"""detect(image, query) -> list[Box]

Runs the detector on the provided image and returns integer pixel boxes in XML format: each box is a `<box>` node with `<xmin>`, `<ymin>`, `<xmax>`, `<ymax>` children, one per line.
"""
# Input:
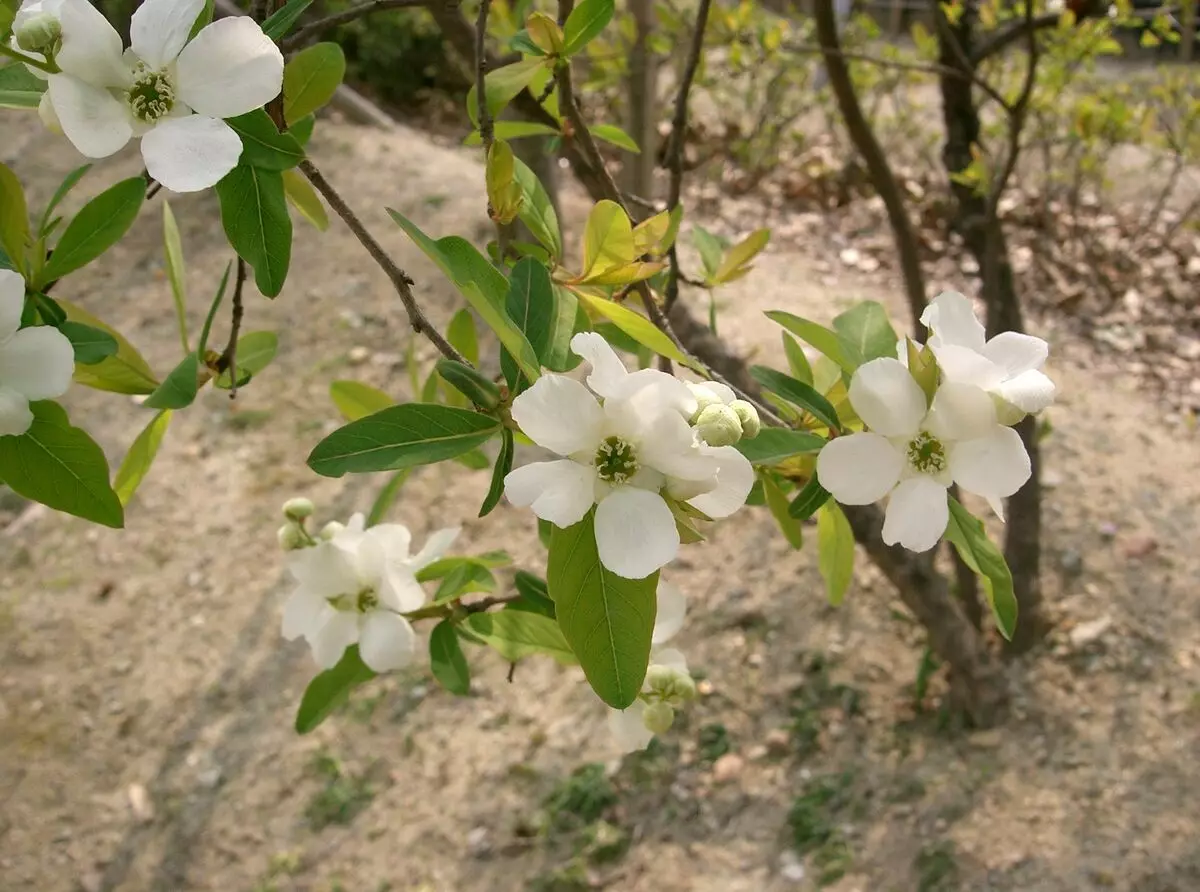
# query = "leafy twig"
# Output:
<box><xmin>972</xmin><ymin>12</ymin><xmax>1060</xmax><ymax>64</ymax></box>
<box><xmin>475</xmin><ymin>0</ymin><xmax>495</xmax><ymax>152</ymax></box>
<box><xmin>280</xmin><ymin>0</ymin><xmax>435</xmax><ymax>51</ymax></box>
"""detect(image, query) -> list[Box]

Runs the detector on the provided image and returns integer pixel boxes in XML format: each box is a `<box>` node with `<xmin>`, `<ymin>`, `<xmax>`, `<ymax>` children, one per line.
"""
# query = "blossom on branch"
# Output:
<box><xmin>281</xmin><ymin>513</ymin><xmax>459</xmax><ymax>672</ymax></box>
<box><xmin>0</xmin><ymin>270</ymin><xmax>75</xmax><ymax>437</ymax></box>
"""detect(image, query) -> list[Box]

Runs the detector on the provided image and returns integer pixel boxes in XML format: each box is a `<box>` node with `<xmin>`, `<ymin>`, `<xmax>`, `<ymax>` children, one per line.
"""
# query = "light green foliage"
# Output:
<box><xmin>429</xmin><ymin>620</ymin><xmax>471</xmax><ymax>695</ymax></box>
<box><xmin>38</xmin><ymin>176</ymin><xmax>145</xmax><ymax>287</ymax></box>
<box><xmin>544</xmin><ymin>764</ymin><xmax>618</xmax><ymax>831</ymax></box>
<box><xmin>304</xmin><ymin>749</ymin><xmax>377</xmax><ymax>829</ymax></box>
<box><xmin>787</xmin><ymin>771</ymin><xmax>858</xmax><ymax>887</ymax></box>
<box><xmin>295</xmin><ymin>646</ymin><xmax>377</xmax><ymax>734</ymax></box>
<box><xmin>816</xmin><ymin>502</ymin><xmax>854</xmax><ymax>605</ymax></box>
<box><xmin>697</xmin><ymin>722</ymin><xmax>732</xmax><ymax>762</ymax></box>
<box><xmin>943</xmin><ymin>498</ymin><xmax>1018</xmax><ymax>639</ymax></box>
<box><xmin>283</xmin><ymin>42</ymin><xmax>346</xmax><ymax>126</ymax></box>
<box><xmin>215</xmin><ymin>165</ymin><xmax>292</xmax><ymax>297</ymax></box>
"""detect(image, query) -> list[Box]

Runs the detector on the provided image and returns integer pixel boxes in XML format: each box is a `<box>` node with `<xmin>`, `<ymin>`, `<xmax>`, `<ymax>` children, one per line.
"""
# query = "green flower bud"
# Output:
<box><xmin>15</xmin><ymin>12</ymin><xmax>61</xmax><ymax>53</ymax></box>
<box><xmin>319</xmin><ymin>520</ymin><xmax>344</xmax><ymax>541</ymax></box>
<box><xmin>644</xmin><ymin>665</ymin><xmax>697</xmax><ymax>706</ymax></box>
<box><xmin>282</xmin><ymin>497</ymin><xmax>314</xmax><ymax>522</ymax></box>
<box><xmin>277</xmin><ymin>523</ymin><xmax>308</xmax><ymax>551</ymax></box>
<box><xmin>688</xmin><ymin>385</ymin><xmax>724</xmax><ymax>423</ymax></box>
<box><xmin>641</xmin><ymin>701</ymin><xmax>675</xmax><ymax>735</ymax></box>
<box><xmin>694</xmin><ymin>404</ymin><xmax>743</xmax><ymax>447</ymax></box>
<box><xmin>729</xmin><ymin>400</ymin><xmax>761</xmax><ymax>439</ymax></box>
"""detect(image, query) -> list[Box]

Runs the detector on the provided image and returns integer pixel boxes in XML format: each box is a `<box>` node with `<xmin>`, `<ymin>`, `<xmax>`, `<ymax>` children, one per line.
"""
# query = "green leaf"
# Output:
<box><xmin>733</xmin><ymin>428</ymin><xmax>825</xmax><ymax>465</ymax></box>
<box><xmin>816</xmin><ymin>501</ymin><xmax>854</xmax><ymax>606</ymax></box>
<box><xmin>283</xmin><ymin>42</ymin><xmax>346</xmax><ymax>126</ymax></box>
<box><xmin>465</xmin><ymin>609</ymin><xmax>576</xmax><ymax>664</ymax></box>
<box><xmin>692</xmin><ymin>225</ymin><xmax>723</xmax><ymax>279</ymax></box>
<box><xmin>832</xmin><ymin>301</ymin><xmax>897</xmax><ymax>364</ymax></box>
<box><xmin>766</xmin><ymin>310</ymin><xmax>861</xmax><ymax>375</ymax></box>
<box><xmin>512</xmin><ymin>570</ymin><xmax>555</xmax><ymax>615</ymax></box>
<box><xmin>750</xmin><ymin>366</ymin><xmax>842</xmax><ymax>431</ymax></box>
<box><xmin>479</xmin><ymin>427</ymin><xmax>513</xmax><ymax>518</ymax></box>
<box><xmin>782</xmin><ymin>332</ymin><xmax>813</xmax><ymax>385</ymax></box>
<box><xmin>114</xmin><ymin>409</ymin><xmax>171</xmax><ymax>506</ymax></box>
<box><xmin>39</xmin><ymin>163</ymin><xmax>91</xmax><ymax>237</ymax></box>
<box><xmin>261</xmin><ymin>0</ymin><xmax>314</xmax><ymax>40</ymax></box>
<box><xmin>580</xmin><ymin>199</ymin><xmax>635</xmax><ymax>281</ymax></box>
<box><xmin>512</xmin><ymin>157</ymin><xmax>563</xmax><ymax>259</ymax></box>
<box><xmin>366</xmin><ymin>468</ymin><xmax>411</xmax><ymax>526</ymax></box>
<box><xmin>0</xmin><ymin>62</ymin><xmax>46</xmax><ymax>110</ymax></box>
<box><xmin>433</xmin><ymin>562</ymin><xmax>496</xmax><ymax>602</ymax></box>
<box><xmin>502</xmin><ymin>257</ymin><xmax>577</xmax><ymax>389</ymax></box>
<box><xmin>446</xmin><ymin>308</ymin><xmax>478</xmax><ymax>365</ymax></box>
<box><xmin>589</xmin><ymin>123</ymin><xmax>639</xmax><ymax>153</ymax></box>
<box><xmin>418</xmin><ymin>551</ymin><xmax>511</xmax><ymax>581</ymax></box>
<box><xmin>307</xmin><ymin>403</ymin><xmax>501</xmax><ymax>477</ymax></box>
<box><xmin>0</xmin><ymin>400</ymin><xmax>123</xmax><ymax>527</ymax></box>
<box><xmin>215</xmin><ymin>330</ymin><xmax>278</xmax><ymax>388</ymax></box>
<box><xmin>215</xmin><ymin>164</ymin><xmax>292</xmax><ymax>297</ymax></box>
<box><xmin>60</xmin><ymin>321</ymin><xmax>117</xmax><ymax>365</ymax></box>
<box><xmin>0</xmin><ymin>0</ymin><xmax>13</xmax><ymax>38</ymax></box>
<box><xmin>943</xmin><ymin>497</ymin><xmax>1017</xmax><ymax>640</ymax></box>
<box><xmin>509</xmin><ymin>28</ymin><xmax>546</xmax><ymax>56</ymax></box>
<box><xmin>0</xmin><ymin>162</ymin><xmax>26</xmax><ymax>273</ymax></box>
<box><xmin>387</xmin><ymin>211</ymin><xmax>540</xmax><ymax>381</ymax></box>
<box><xmin>547</xmin><ymin>508</ymin><xmax>657</xmax><ymax>709</ymax></box>
<box><xmin>787</xmin><ymin>474</ymin><xmax>831</xmax><ymax>520</ymax></box>
<box><xmin>289</xmin><ymin>114</ymin><xmax>315</xmax><ymax>146</ymax></box>
<box><xmin>436</xmin><ymin>359</ymin><xmax>501</xmax><ymax>409</ymax></box>
<box><xmin>40</xmin><ymin>176</ymin><xmax>144</xmax><ymax>286</ymax></box>
<box><xmin>762</xmin><ymin>474</ymin><xmax>802</xmax><ymax>549</ymax></box>
<box><xmin>225</xmin><ymin>110</ymin><xmax>305</xmax><ymax>171</ymax></box>
<box><xmin>562</xmin><ymin>0</ymin><xmax>614</xmax><ymax>54</ymax></box>
<box><xmin>282</xmin><ymin>168</ymin><xmax>328</xmax><ymax>231</ymax></box>
<box><xmin>905</xmin><ymin>337</ymin><xmax>938</xmax><ymax>405</ymax></box>
<box><xmin>713</xmin><ymin>228</ymin><xmax>769</xmax><ymax>283</ymax></box>
<box><xmin>429</xmin><ymin>621</ymin><xmax>471</xmax><ymax>695</ymax></box>
<box><xmin>577</xmin><ymin>293</ymin><xmax>689</xmax><ymax>367</ymax></box>
<box><xmin>161</xmin><ymin>201</ymin><xmax>189</xmax><ymax>352</ymax></box>
<box><xmin>188</xmin><ymin>0</ymin><xmax>213</xmax><ymax>39</ymax></box>
<box><xmin>294</xmin><ymin>644</ymin><xmax>375</xmax><ymax>734</ymax></box>
<box><xmin>466</xmin><ymin>56</ymin><xmax>546</xmax><ymax>126</ymax></box>
<box><xmin>463</xmin><ymin>120</ymin><xmax>559</xmax><ymax>145</ymax></box>
<box><xmin>57</xmin><ymin>299</ymin><xmax>158</xmax><ymax>394</ymax></box>
<box><xmin>144</xmin><ymin>353</ymin><xmax>201</xmax><ymax>410</ymax></box>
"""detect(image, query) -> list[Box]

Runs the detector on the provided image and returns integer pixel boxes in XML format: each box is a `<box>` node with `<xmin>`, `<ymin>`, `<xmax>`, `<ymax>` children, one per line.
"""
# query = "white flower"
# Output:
<box><xmin>505</xmin><ymin>333</ymin><xmax>723</xmax><ymax>580</ymax></box>
<box><xmin>816</xmin><ymin>357</ymin><xmax>1031</xmax><ymax>552</ymax></box>
<box><xmin>920</xmin><ymin>291</ymin><xmax>1055</xmax><ymax>415</ymax></box>
<box><xmin>281</xmin><ymin>513</ymin><xmax>459</xmax><ymax>672</ymax></box>
<box><xmin>0</xmin><ymin>270</ymin><xmax>75</xmax><ymax>437</ymax></box>
<box><xmin>608</xmin><ymin>581</ymin><xmax>692</xmax><ymax>752</ymax></box>
<box><xmin>40</xmin><ymin>0</ymin><xmax>283</xmax><ymax>193</ymax></box>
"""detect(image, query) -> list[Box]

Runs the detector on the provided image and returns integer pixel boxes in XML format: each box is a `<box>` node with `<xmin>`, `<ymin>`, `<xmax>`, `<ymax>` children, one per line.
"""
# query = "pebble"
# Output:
<box><xmin>127</xmin><ymin>784</ymin><xmax>154</xmax><ymax>824</ymax></box>
<box><xmin>838</xmin><ymin>247</ymin><xmax>861</xmax><ymax>266</ymax></box>
<box><xmin>778</xmin><ymin>850</ymin><xmax>806</xmax><ymax>883</ymax></box>
<box><xmin>765</xmin><ymin>729</ymin><xmax>792</xmax><ymax>757</ymax></box>
<box><xmin>1069</xmin><ymin>615</ymin><xmax>1114</xmax><ymax>649</ymax></box>
<box><xmin>466</xmin><ymin>826</ymin><xmax>491</xmax><ymax>857</ymax></box>
<box><xmin>712</xmin><ymin>753</ymin><xmax>744</xmax><ymax>783</ymax></box>
<box><xmin>348</xmin><ymin>346</ymin><xmax>370</xmax><ymax>365</ymax></box>
<box><xmin>1058</xmin><ymin>549</ymin><xmax>1084</xmax><ymax>577</ymax></box>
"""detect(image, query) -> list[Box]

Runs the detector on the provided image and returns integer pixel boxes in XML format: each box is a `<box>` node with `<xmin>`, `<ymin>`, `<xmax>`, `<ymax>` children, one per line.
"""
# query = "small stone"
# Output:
<box><xmin>78</xmin><ymin>872</ymin><xmax>103</xmax><ymax>892</ymax></box>
<box><xmin>765</xmin><ymin>729</ymin><xmax>792</xmax><ymax>757</ymax></box>
<box><xmin>712</xmin><ymin>753</ymin><xmax>744</xmax><ymax>783</ymax></box>
<box><xmin>466</xmin><ymin>826</ymin><xmax>491</xmax><ymax>857</ymax></box>
<box><xmin>696</xmin><ymin>679</ymin><xmax>714</xmax><ymax>697</ymax></box>
<box><xmin>838</xmin><ymin>247</ymin><xmax>861</xmax><ymax>266</ymax></box>
<box><xmin>1123</xmin><ymin>537</ymin><xmax>1158</xmax><ymax>559</ymax></box>
<box><xmin>348</xmin><ymin>346</ymin><xmax>370</xmax><ymax>365</ymax></box>
<box><xmin>856</xmin><ymin>255</ymin><xmax>880</xmax><ymax>273</ymax></box>
<box><xmin>1069</xmin><ymin>615</ymin><xmax>1113</xmax><ymax>649</ymax></box>
<box><xmin>747</xmin><ymin>745</ymin><xmax>769</xmax><ymax>761</ymax></box>
<box><xmin>127</xmin><ymin>783</ymin><xmax>154</xmax><ymax>824</ymax></box>
<box><xmin>197</xmin><ymin>767</ymin><xmax>223</xmax><ymax>790</ymax></box>
<box><xmin>1098</xmin><ymin>522</ymin><xmax>1118</xmax><ymax>539</ymax></box>
<box><xmin>779</xmin><ymin>849</ymin><xmax>806</xmax><ymax>883</ymax></box>
<box><xmin>1058</xmin><ymin>549</ymin><xmax>1083</xmax><ymax>577</ymax></box>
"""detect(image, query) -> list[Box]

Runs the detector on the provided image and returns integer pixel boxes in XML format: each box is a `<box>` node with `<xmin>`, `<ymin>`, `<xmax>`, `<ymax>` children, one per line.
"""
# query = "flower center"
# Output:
<box><xmin>594</xmin><ymin>435</ymin><xmax>639</xmax><ymax>484</ymax></box>
<box><xmin>906</xmin><ymin>431</ymin><xmax>947</xmax><ymax>474</ymax></box>
<box><xmin>328</xmin><ymin>587</ymin><xmax>379</xmax><ymax>613</ymax></box>
<box><xmin>127</xmin><ymin>65</ymin><xmax>175</xmax><ymax>123</ymax></box>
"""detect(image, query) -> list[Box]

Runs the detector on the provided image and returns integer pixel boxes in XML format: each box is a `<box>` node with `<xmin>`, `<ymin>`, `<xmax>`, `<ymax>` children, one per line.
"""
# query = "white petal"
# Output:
<box><xmin>594</xmin><ymin>487</ymin><xmax>679</xmax><ymax>579</ymax></box>
<box><xmin>504</xmin><ymin>459</ymin><xmax>595</xmax><ymax>527</ymax></box>
<box><xmin>995</xmin><ymin>369</ymin><xmax>1055</xmax><ymax>414</ymax></box>
<box><xmin>815</xmin><ymin>432</ymin><xmax>903</xmax><ymax>505</ymax></box>
<box><xmin>652</xmin><ymin>581</ymin><xmax>687</xmax><ymax>645</ymax></box>
<box><xmin>570</xmin><ymin>330</ymin><xmax>629</xmax><ymax>398</ymax></box>
<box><xmin>949</xmin><ymin>426</ymin><xmax>1031</xmax><ymax>501</ymax></box>
<box><xmin>130</xmin><ymin>0</ymin><xmax>205</xmax><ymax>69</ymax></box>
<box><xmin>931</xmin><ymin>344</ymin><xmax>1005</xmax><ymax>390</ymax></box>
<box><xmin>687</xmin><ymin>445</ymin><xmax>754</xmax><ymax>519</ymax></box>
<box><xmin>981</xmin><ymin>331</ymin><xmax>1048</xmax><ymax>377</ymax></box>
<box><xmin>0</xmin><ymin>325</ymin><xmax>75</xmax><ymax>399</ymax></box>
<box><xmin>0</xmin><ymin>387</ymin><xmax>33</xmax><ymax>437</ymax></box>
<box><xmin>281</xmin><ymin>588</ymin><xmax>325</xmax><ymax>640</ymax></box>
<box><xmin>649</xmin><ymin>646</ymin><xmax>688</xmax><ymax>675</ymax></box>
<box><xmin>848</xmin><ymin>357</ymin><xmax>927</xmax><ymax>437</ymax></box>
<box><xmin>689</xmin><ymin>380</ymin><xmax>735</xmax><ymax>404</ymax></box>
<box><xmin>0</xmin><ymin>270</ymin><xmax>24</xmax><ymax>340</ymax></box>
<box><xmin>38</xmin><ymin>91</ymin><xmax>62</xmax><ymax>134</ymax></box>
<box><xmin>920</xmin><ymin>290</ymin><xmax>986</xmax><ymax>351</ymax></box>
<box><xmin>611</xmin><ymin>368</ymin><xmax>698</xmax><ymax>418</ymax></box>
<box><xmin>286</xmin><ymin>541</ymin><xmax>359</xmax><ymax>597</ymax></box>
<box><xmin>364</xmin><ymin>522</ymin><xmax>412</xmax><ymax>562</ymax></box>
<box><xmin>309</xmin><ymin>609</ymin><xmax>359</xmax><ymax>669</ymax></box>
<box><xmin>608</xmin><ymin>702</ymin><xmax>654</xmax><ymax>752</ymax></box>
<box><xmin>140</xmin><ymin>115</ymin><xmax>243</xmax><ymax>194</ymax></box>
<box><xmin>55</xmin><ymin>0</ymin><xmax>129</xmax><ymax>86</ymax></box>
<box><xmin>410</xmin><ymin>525</ymin><xmax>461</xmax><ymax>570</ymax></box>
<box><xmin>924</xmin><ymin>381</ymin><xmax>996</xmax><ymax>443</ymax></box>
<box><xmin>511</xmin><ymin>374</ymin><xmax>604</xmax><ymax>455</ymax></box>
<box><xmin>635</xmin><ymin>410</ymin><xmax>718</xmax><ymax>483</ymax></box>
<box><xmin>46</xmin><ymin>75</ymin><xmax>132</xmax><ymax>159</ymax></box>
<box><xmin>358</xmin><ymin>611</ymin><xmax>417</xmax><ymax>673</ymax></box>
<box><xmin>882</xmin><ymin>476</ymin><xmax>949</xmax><ymax>553</ymax></box>
<box><xmin>175</xmin><ymin>17</ymin><xmax>284</xmax><ymax>119</ymax></box>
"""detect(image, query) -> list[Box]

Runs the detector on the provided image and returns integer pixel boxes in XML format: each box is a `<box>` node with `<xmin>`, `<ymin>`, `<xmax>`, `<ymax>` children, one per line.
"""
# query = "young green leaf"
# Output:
<box><xmin>215</xmin><ymin>331</ymin><xmax>278</xmax><ymax>388</ymax></box>
<box><xmin>433</xmin><ymin>562</ymin><xmax>496</xmax><ymax>602</ymax></box>
<box><xmin>57</xmin><ymin>299</ymin><xmax>158</xmax><ymax>394</ymax></box>
<box><xmin>215</xmin><ymin>164</ymin><xmax>292</xmax><ymax>297</ymax></box>
<box><xmin>905</xmin><ymin>337</ymin><xmax>939</xmax><ymax>405</ymax></box>
<box><xmin>526</xmin><ymin>10</ymin><xmax>564</xmax><ymax>53</ymax></box>
<box><xmin>114</xmin><ymin>409</ymin><xmax>172</xmax><ymax>506</ymax></box>
<box><xmin>512</xmin><ymin>157</ymin><xmax>563</xmax><ymax>259</ymax></box>
<box><xmin>485</xmin><ymin>139</ymin><xmax>524</xmax><ymax>225</ymax></box>
<box><xmin>782</xmin><ymin>332</ymin><xmax>814</xmax><ymax>385</ymax></box>
<box><xmin>479</xmin><ymin>427</ymin><xmax>513</xmax><ymax>517</ymax></box>
<box><xmin>577</xmin><ymin>292</ymin><xmax>690</xmax><ymax>367</ymax></box>
<box><xmin>59</xmin><ymin>321</ymin><xmax>118</xmax><ymax>365</ymax></box>
<box><xmin>0</xmin><ymin>63</ymin><xmax>46</xmax><ymax>110</ymax></box>
<box><xmin>562</xmin><ymin>0</ymin><xmax>615</xmax><ymax>54</ymax></box>
<box><xmin>329</xmin><ymin>380</ymin><xmax>393</xmax><ymax>421</ymax></box>
<box><xmin>294</xmin><ymin>645</ymin><xmax>376</xmax><ymax>734</ymax></box>
<box><xmin>547</xmin><ymin>508</ymin><xmax>658</xmax><ymax>709</ymax></box>
<box><xmin>733</xmin><ymin>428</ymin><xmax>826</xmax><ymax>465</ymax></box>
<box><xmin>589</xmin><ymin>124</ymin><xmax>640</xmax><ymax>153</ymax></box>
<box><xmin>832</xmin><ymin>300</ymin><xmax>897</xmax><ymax>364</ymax></box>
<box><xmin>39</xmin><ymin>163</ymin><xmax>91</xmax><ymax>237</ymax></box>
<box><xmin>750</xmin><ymin>365</ymin><xmax>842</xmax><ymax>431</ymax></box>
<box><xmin>712</xmin><ymin>228</ymin><xmax>769</xmax><ymax>283</ymax></box>
<box><xmin>943</xmin><ymin>497</ymin><xmax>1018</xmax><ymax>640</ymax></box>
<box><xmin>816</xmin><ymin>501</ymin><xmax>854</xmax><ymax>605</ymax></box>
<box><xmin>762</xmin><ymin>473</ymin><xmax>802</xmax><ymax>549</ymax></box>
<box><xmin>161</xmin><ymin>201</ymin><xmax>190</xmax><ymax>352</ymax></box>
<box><xmin>225</xmin><ymin>110</ymin><xmax>305</xmax><ymax>171</ymax></box>
<box><xmin>307</xmin><ymin>403</ymin><xmax>502</xmax><ymax>477</ymax></box>
<box><xmin>429</xmin><ymin>621</ymin><xmax>471</xmax><ymax>695</ymax></box>
<box><xmin>512</xmin><ymin>571</ymin><xmax>555</xmax><ymax>615</ymax></box>
<box><xmin>0</xmin><ymin>400</ymin><xmax>123</xmax><ymax>528</ymax></box>
<box><xmin>281</xmin><ymin>168</ymin><xmax>329</xmax><ymax>231</ymax></box>
<box><xmin>579</xmin><ymin>199</ymin><xmax>635</xmax><ymax>281</ymax></box>
<box><xmin>691</xmin><ymin>225</ymin><xmax>723</xmax><ymax>279</ymax></box>
<box><xmin>787</xmin><ymin>474</ymin><xmax>831</xmax><ymax>520</ymax></box>
<box><xmin>144</xmin><ymin>353</ymin><xmax>202</xmax><ymax>410</ymax></box>
<box><xmin>466</xmin><ymin>57</ymin><xmax>547</xmax><ymax>126</ymax></box>
<box><xmin>502</xmin><ymin>257</ymin><xmax>577</xmax><ymax>389</ymax></box>
<box><xmin>446</xmin><ymin>308</ymin><xmax>479</xmax><ymax>365</ymax></box>
<box><xmin>0</xmin><ymin>162</ymin><xmax>28</xmax><ymax>273</ymax></box>
<box><xmin>40</xmin><ymin>176</ymin><xmax>145</xmax><ymax>286</ymax></box>
<box><xmin>436</xmin><ymin>359</ymin><xmax>502</xmax><ymax>409</ymax></box>
<box><xmin>283</xmin><ymin>42</ymin><xmax>345</xmax><ymax>126</ymax></box>
<box><xmin>463</xmin><ymin>120</ymin><xmax>560</xmax><ymax>146</ymax></box>
<box><xmin>765</xmin><ymin>310</ymin><xmax>861</xmax><ymax>374</ymax></box>
<box><xmin>261</xmin><ymin>0</ymin><xmax>314</xmax><ymax>40</ymax></box>
<box><xmin>465</xmin><ymin>609</ymin><xmax>576</xmax><ymax>663</ymax></box>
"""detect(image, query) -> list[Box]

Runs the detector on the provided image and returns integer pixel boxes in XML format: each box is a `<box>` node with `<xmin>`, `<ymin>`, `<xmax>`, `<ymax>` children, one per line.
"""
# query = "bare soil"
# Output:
<box><xmin>2</xmin><ymin>114</ymin><xmax>1199</xmax><ymax>892</ymax></box>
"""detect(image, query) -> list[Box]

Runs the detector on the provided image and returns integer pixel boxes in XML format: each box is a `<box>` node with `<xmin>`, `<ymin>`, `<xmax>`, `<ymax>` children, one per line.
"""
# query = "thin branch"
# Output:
<box><xmin>932</xmin><ymin>10</ymin><xmax>1014</xmax><ymax>114</ymax></box>
<box><xmin>216</xmin><ymin>259</ymin><xmax>247</xmax><ymax>396</ymax></box>
<box><xmin>280</xmin><ymin>0</ymin><xmax>434</xmax><ymax>50</ymax></box>
<box><xmin>298</xmin><ymin>158</ymin><xmax>467</xmax><ymax>364</ymax></box>
<box><xmin>475</xmin><ymin>0</ymin><xmax>495</xmax><ymax>152</ymax></box>
<box><xmin>987</xmin><ymin>0</ymin><xmax>1039</xmax><ymax>219</ymax></box>
<box><xmin>972</xmin><ymin>12</ymin><xmax>1060</xmax><ymax>64</ymax></box>
<box><xmin>404</xmin><ymin>593</ymin><xmax>521</xmax><ymax>622</ymax></box>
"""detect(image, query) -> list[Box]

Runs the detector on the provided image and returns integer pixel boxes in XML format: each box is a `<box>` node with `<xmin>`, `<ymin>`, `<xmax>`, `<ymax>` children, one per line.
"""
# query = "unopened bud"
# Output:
<box><xmin>15</xmin><ymin>13</ymin><xmax>61</xmax><ymax>53</ymax></box>
<box><xmin>694</xmin><ymin>404</ymin><xmax>743</xmax><ymax>447</ymax></box>
<box><xmin>641</xmin><ymin>701</ymin><xmax>675</xmax><ymax>735</ymax></box>
<box><xmin>687</xmin><ymin>383</ymin><xmax>724</xmax><ymax>422</ymax></box>
<box><xmin>645</xmin><ymin>665</ymin><xmax>697</xmax><ymax>706</ymax></box>
<box><xmin>729</xmin><ymin>400</ymin><xmax>761</xmax><ymax>439</ymax></box>
<box><xmin>277</xmin><ymin>523</ymin><xmax>307</xmax><ymax>551</ymax></box>
<box><xmin>282</xmin><ymin>497</ymin><xmax>314</xmax><ymax>522</ymax></box>
<box><xmin>319</xmin><ymin>520</ymin><xmax>344</xmax><ymax>541</ymax></box>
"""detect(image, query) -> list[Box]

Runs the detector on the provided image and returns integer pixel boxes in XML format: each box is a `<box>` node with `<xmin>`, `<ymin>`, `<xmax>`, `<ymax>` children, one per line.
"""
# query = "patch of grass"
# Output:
<box><xmin>526</xmin><ymin>858</ymin><xmax>590</xmax><ymax>892</ymax></box>
<box><xmin>697</xmin><ymin>723</ymin><xmax>732</xmax><ymax>762</ymax></box>
<box><xmin>224</xmin><ymin>409</ymin><xmax>274</xmax><ymax>431</ymax></box>
<box><xmin>580</xmin><ymin>819</ymin><xmax>630</xmax><ymax>865</ymax></box>
<box><xmin>887</xmin><ymin>775</ymin><xmax>928</xmax><ymax>804</ymax></box>
<box><xmin>788</xmin><ymin>771</ymin><xmax>859</xmax><ymax>888</ymax></box>
<box><xmin>305</xmin><ymin>752</ymin><xmax>376</xmax><ymax>830</ymax></box>
<box><xmin>543</xmin><ymin>764</ymin><xmax>618</xmax><ymax>833</ymax></box>
<box><xmin>814</xmin><ymin>836</ymin><xmax>854</xmax><ymax>887</ymax></box>
<box><xmin>788</xmin><ymin>651</ymin><xmax>864</xmax><ymax>759</ymax></box>
<box><xmin>915</xmin><ymin>840</ymin><xmax>960</xmax><ymax>892</ymax></box>
<box><xmin>424</xmin><ymin>194</ymin><xmax>448</xmax><ymax>209</ymax></box>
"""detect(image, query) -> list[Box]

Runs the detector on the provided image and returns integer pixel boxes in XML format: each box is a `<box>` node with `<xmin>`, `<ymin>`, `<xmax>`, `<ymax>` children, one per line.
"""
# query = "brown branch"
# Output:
<box><xmin>215</xmin><ymin>259</ymin><xmax>247</xmax><ymax>397</ymax></box>
<box><xmin>280</xmin><ymin>0</ymin><xmax>435</xmax><ymax>51</ymax></box>
<box><xmin>474</xmin><ymin>0</ymin><xmax>494</xmax><ymax>151</ymax></box>
<box><xmin>404</xmin><ymin>593</ymin><xmax>521</xmax><ymax>622</ymax></box>
<box><xmin>972</xmin><ymin>12</ymin><xmax>1060</xmax><ymax>64</ymax></box>
<box><xmin>298</xmin><ymin>158</ymin><xmax>467</xmax><ymax>364</ymax></box>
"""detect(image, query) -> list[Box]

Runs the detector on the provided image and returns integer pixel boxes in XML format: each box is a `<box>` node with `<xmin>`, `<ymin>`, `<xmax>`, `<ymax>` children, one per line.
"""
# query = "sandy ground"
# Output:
<box><xmin>2</xmin><ymin>114</ymin><xmax>1199</xmax><ymax>892</ymax></box>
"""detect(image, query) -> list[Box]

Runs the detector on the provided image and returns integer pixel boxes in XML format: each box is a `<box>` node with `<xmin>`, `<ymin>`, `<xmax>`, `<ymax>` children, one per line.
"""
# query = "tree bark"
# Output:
<box><xmin>623</xmin><ymin>0</ymin><xmax>658</xmax><ymax>199</ymax></box>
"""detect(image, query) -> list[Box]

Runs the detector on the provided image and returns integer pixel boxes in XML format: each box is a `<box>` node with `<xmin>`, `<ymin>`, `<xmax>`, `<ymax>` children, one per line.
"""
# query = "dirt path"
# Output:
<box><xmin>1</xmin><ymin>117</ymin><xmax>1198</xmax><ymax>892</ymax></box>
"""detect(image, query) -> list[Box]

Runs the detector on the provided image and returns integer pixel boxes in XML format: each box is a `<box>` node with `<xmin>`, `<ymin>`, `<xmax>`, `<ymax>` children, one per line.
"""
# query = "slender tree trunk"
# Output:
<box><xmin>623</xmin><ymin>0</ymin><xmax>658</xmax><ymax>200</ymax></box>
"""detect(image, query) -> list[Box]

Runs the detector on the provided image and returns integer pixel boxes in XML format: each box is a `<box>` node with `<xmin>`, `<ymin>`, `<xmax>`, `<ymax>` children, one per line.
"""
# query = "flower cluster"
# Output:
<box><xmin>817</xmin><ymin>291</ymin><xmax>1055</xmax><ymax>553</ymax></box>
<box><xmin>607</xmin><ymin>581</ymin><xmax>696</xmax><ymax>752</ymax></box>
<box><xmin>16</xmin><ymin>0</ymin><xmax>283</xmax><ymax>193</ymax></box>
<box><xmin>504</xmin><ymin>332</ymin><xmax>756</xmax><ymax>579</ymax></box>
<box><xmin>278</xmin><ymin>499</ymin><xmax>460</xmax><ymax>673</ymax></box>
<box><xmin>0</xmin><ymin>270</ymin><xmax>75</xmax><ymax>437</ymax></box>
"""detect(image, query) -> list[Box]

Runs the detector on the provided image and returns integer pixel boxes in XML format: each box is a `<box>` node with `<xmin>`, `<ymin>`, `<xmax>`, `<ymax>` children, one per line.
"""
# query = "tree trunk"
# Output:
<box><xmin>623</xmin><ymin>0</ymin><xmax>658</xmax><ymax>200</ymax></box>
